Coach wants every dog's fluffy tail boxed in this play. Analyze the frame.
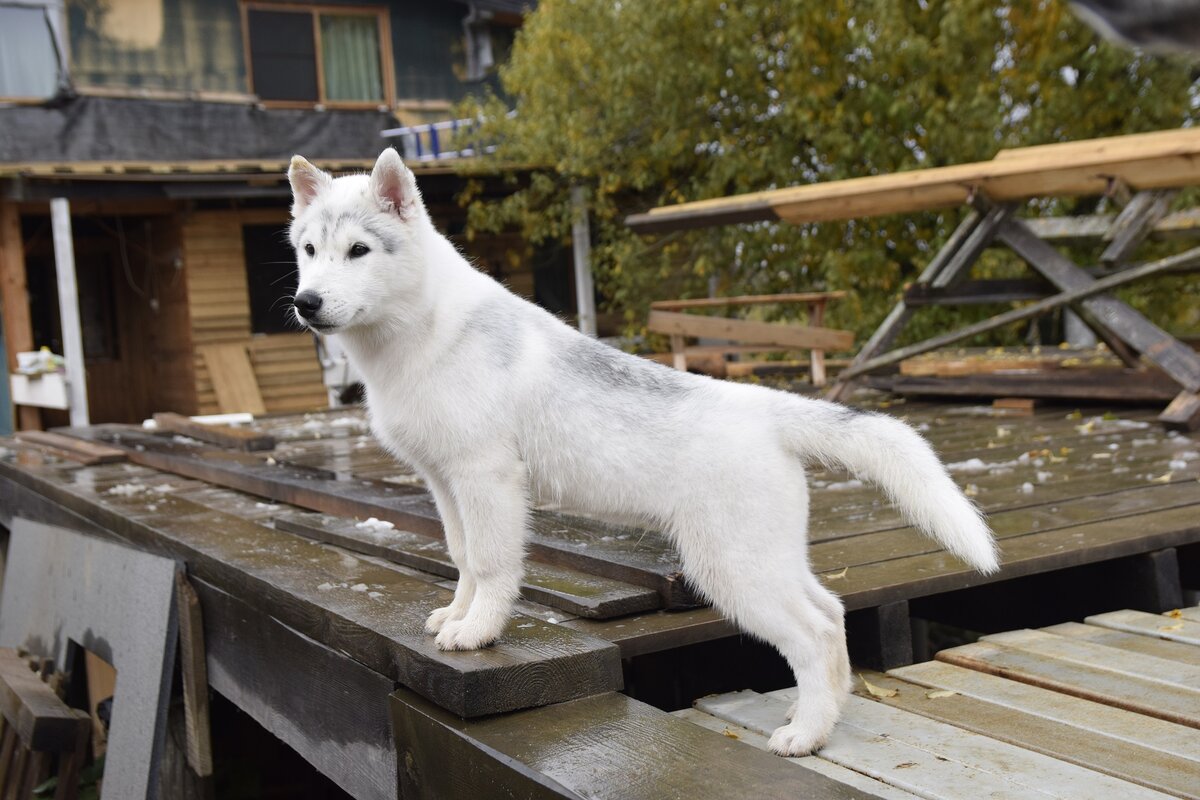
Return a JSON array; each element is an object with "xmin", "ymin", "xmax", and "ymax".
[{"xmin": 781, "ymin": 397, "xmax": 1000, "ymax": 574}]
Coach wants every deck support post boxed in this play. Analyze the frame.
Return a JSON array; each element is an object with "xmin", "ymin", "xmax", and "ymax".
[
  {"xmin": 1127, "ymin": 547, "xmax": 1183, "ymax": 613},
  {"xmin": 846, "ymin": 600, "xmax": 913, "ymax": 671}
]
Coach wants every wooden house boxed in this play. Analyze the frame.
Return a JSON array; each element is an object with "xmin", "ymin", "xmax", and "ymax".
[{"xmin": 0, "ymin": 0, "xmax": 545, "ymax": 431}]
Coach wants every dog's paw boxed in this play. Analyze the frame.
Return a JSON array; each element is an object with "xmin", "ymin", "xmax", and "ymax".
[
  {"xmin": 768, "ymin": 721, "xmax": 830, "ymax": 757},
  {"xmin": 435, "ymin": 618, "xmax": 502, "ymax": 651},
  {"xmin": 424, "ymin": 605, "xmax": 465, "ymax": 635}
]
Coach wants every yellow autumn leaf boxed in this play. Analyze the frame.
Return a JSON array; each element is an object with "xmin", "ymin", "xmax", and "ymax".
[
  {"xmin": 1151, "ymin": 472, "xmax": 1174, "ymax": 483},
  {"xmin": 860, "ymin": 675, "xmax": 898, "ymax": 699},
  {"xmin": 925, "ymin": 689, "xmax": 958, "ymax": 699}
]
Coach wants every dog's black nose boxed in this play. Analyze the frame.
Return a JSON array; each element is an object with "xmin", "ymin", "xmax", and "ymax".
[{"xmin": 293, "ymin": 291, "xmax": 323, "ymax": 319}]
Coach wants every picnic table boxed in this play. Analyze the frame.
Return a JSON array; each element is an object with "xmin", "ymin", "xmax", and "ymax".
[{"xmin": 627, "ymin": 128, "xmax": 1200, "ymax": 430}]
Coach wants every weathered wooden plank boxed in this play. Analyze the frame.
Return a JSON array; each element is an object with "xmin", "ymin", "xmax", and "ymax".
[
  {"xmin": 0, "ymin": 649, "xmax": 86, "ymax": 752},
  {"xmin": 562, "ymin": 607, "xmax": 737, "ymax": 659},
  {"xmin": 1024, "ymin": 208, "xmax": 1200, "ymax": 243},
  {"xmin": 197, "ymin": 344, "xmax": 266, "ymax": 414},
  {"xmin": 153, "ymin": 413, "xmax": 276, "ymax": 452},
  {"xmin": 875, "ymin": 368, "xmax": 1183, "ymax": 402},
  {"xmin": 930, "ymin": 204, "xmax": 1013, "ymax": 289},
  {"xmin": 827, "ymin": 504, "xmax": 1200, "ymax": 612},
  {"xmin": 12, "ymin": 432, "xmax": 126, "ymax": 465},
  {"xmin": 698, "ymin": 690, "xmax": 1159, "ymax": 800},
  {"xmin": 195, "ymin": 578, "xmax": 398, "ymax": 800},
  {"xmin": 650, "ymin": 291, "xmax": 847, "ymax": 310},
  {"xmin": 979, "ymin": 629, "xmax": 1200, "ymax": 689},
  {"xmin": 56, "ymin": 426, "xmax": 700, "ymax": 607},
  {"xmin": 647, "ymin": 309, "xmax": 855, "ymax": 351},
  {"xmin": 902, "ymin": 278, "xmax": 1051, "ymax": 306},
  {"xmin": 391, "ymin": 688, "xmax": 876, "ymax": 800},
  {"xmin": 853, "ymin": 670, "xmax": 1200, "ymax": 798},
  {"xmin": 1100, "ymin": 190, "xmax": 1177, "ymax": 266},
  {"xmin": 1085, "ymin": 609, "xmax": 1200, "ymax": 646},
  {"xmin": 672, "ymin": 709, "xmax": 922, "ymax": 800},
  {"xmin": 173, "ymin": 574, "xmax": 212, "ymax": 778},
  {"xmin": 936, "ymin": 640, "xmax": 1200, "ymax": 728},
  {"xmin": 1159, "ymin": 390, "xmax": 1200, "ymax": 431},
  {"xmin": 1042, "ymin": 621, "xmax": 1200, "ymax": 667},
  {"xmin": 0, "ymin": 458, "xmax": 623, "ymax": 718},
  {"xmin": 275, "ymin": 512, "xmax": 661, "ymax": 619}
]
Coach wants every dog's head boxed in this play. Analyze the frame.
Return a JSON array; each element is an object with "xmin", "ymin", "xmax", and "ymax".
[{"xmin": 287, "ymin": 149, "xmax": 427, "ymax": 334}]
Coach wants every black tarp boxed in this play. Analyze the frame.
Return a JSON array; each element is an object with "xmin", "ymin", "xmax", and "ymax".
[{"xmin": 0, "ymin": 95, "xmax": 400, "ymax": 162}]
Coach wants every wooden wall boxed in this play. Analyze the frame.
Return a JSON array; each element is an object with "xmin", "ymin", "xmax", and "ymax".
[{"xmin": 180, "ymin": 209, "xmax": 327, "ymax": 415}]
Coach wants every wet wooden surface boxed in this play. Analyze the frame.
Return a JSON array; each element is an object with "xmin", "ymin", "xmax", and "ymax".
[{"xmin": 681, "ymin": 602, "xmax": 1200, "ymax": 799}]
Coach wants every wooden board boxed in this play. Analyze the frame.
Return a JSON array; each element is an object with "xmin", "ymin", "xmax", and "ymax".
[
  {"xmin": 694, "ymin": 689, "xmax": 1160, "ymax": 799},
  {"xmin": 0, "ymin": 648, "xmax": 87, "ymax": 752},
  {"xmin": 12, "ymin": 431, "xmax": 126, "ymax": 465},
  {"xmin": 936, "ymin": 638, "xmax": 1200, "ymax": 728},
  {"xmin": 650, "ymin": 291, "xmax": 847, "ymax": 310},
  {"xmin": 1042, "ymin": 621, "xmax": 1200, "ymax": 667},
  {"xmin": 626, "ymin": 128, "xmax": 1200, "ymax": 232},
  {"xmin": 0, "ymin": 459, "xmax": 623, "ymax": 719},
  {"xmin": 390, "ymin": 688, "xmax": 875, "ymax": 800},
  {"xmin": 197, "ymin": 344, "xmax": 266, "ymax": 415},
  {"xmin": 275, "ymin": 512, "xmax": 661, "ymax": 619},
  {"xmin": 648, "ymin": 309, "xmax": 855, "ymax": 351},
  {"xmin": 153, "ymin": 412, "xmax": 275, "ymax": 452},
  {"xmin": 875, "ymin": 369, "xmax": 1182, "ymax": 402},
  {"xmin": 1085, "ymin": 609, "xmax": 1200, "ymax": 647},
  {"xmin": 851, "ymin": 669, "xmax": 1200, "ymax": 799}
]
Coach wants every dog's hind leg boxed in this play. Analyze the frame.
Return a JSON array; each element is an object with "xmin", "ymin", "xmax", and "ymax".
[
  {"xmin": 423, "ymin": 476, "xmax": 476, "ymax": 634},
  {"xmin": 434, "ymin": 454, "xmax": 529, "ymax": 651},
  {"xmin": 673, "ymin": 500, "xmax": 849, "ymax": 756}
]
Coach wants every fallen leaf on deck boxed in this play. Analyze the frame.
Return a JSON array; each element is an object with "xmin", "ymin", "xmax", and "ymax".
[
  {"xmin": 925, "ymin": 689, "xmax": 958, "ymax": 699},
  {"xmin": 722, "ymin": 728, "xmax": 740, "ymax": 739},
  {"xmin": 860, "ymin": 675, "xmax": 898, "ymax": 699},
  {"xmin": 1166, "ymin": 609, "xmax": 1184, "ymax": 619},
  {"xmin": 895, "ymin": 762, "xmax": 918, "ymax": 769},
  {"xmin": 1159, "ymin": 622, "xmax": 1184, "ymax": 632},
  {"xmin": 1150, "ymin": 472, "xmax": 1174, "ymax": 483},
  {"xmin": 824, "ymin": 567, "xmax": 849, "ymax": 580},
  {"xmin": 1066, "ymin": 410, "xmax": 1083, "ymax": 420}
]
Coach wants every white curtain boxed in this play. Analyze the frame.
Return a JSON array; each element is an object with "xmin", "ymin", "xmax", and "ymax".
[
  {"xmin": 320, "ymin": 14, "xmax": 383, "ymax": 103},
  {"xmin": 0, "ymin": 5, "xmax": 60, "ymax": 99}
]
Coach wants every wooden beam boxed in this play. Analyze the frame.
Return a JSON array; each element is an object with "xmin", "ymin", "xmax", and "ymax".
[
  {"xmin": 650, "ymin": 291, "xmax": 847, "ymax": 310},
  {"xmin": 1158, "ymin": 390, "xmax": 1200, "ymax": 431},
  {"xmin": 153, "ymin": 412, "xmax": 275, "ymax": 452},
  {"xmin": 197, "ymin": 344, "xmax": 266, "ymax": 415},
  {"xmin": 13, "ymin": 431, "xmax": 125, "ymax": 465},
  {"xmin": 873, "ymin": 369, "xmax": 1181, "ymax": 402},
  {"xmin": 627, "ymin": 128, "xmax": 1200, "ymax": 233},
  {"xmin": 902, "ymin": 279, "xmax": 1052, "ymax": 306},
  {"xmin": 1100, "ymin": 190, "xmax": 1176, "ymax": 266},
  {"xmin": 0, "ymin": 203, "xmax": 39, "ymax": 431},
  {"xmin": 998, "ymin": 219, "xmax": 1200, "ymax": 392},
  {"xmin": 1024, "ymin": 208, "xmax": 1200, "ymax": 243},
  {"xmin": 839, "ymin": 244, "xmax": 1200, "ymax": 381},
  {"xmin": 647, "ymin": 310, "xmax": 854, "ymax": 352},
  {"xmin": 173, "ymin": 573, "xmax": 213, "ymax": 779},
  {"xmin": 930, "ymin": 204, "xmax": 1013, "ymax": 289}
]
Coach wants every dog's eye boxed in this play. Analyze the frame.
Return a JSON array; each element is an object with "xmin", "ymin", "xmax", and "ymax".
[
  {"xmin": 303, "ymin": 243, "xmax": 315, "ymax": 257},
  {"xmin": 349, "ymin": 243, "xmax": 370, "ymax": 258}
]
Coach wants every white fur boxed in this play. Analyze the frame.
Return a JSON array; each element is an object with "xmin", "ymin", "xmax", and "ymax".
[{"xmin": 286, "ymin": 150, "xmax": 1000, "ymax": 756}]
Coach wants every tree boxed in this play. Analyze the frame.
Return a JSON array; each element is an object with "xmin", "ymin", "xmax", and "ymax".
[{"xmin": 460, "ymin": 0, "xmax": 1199, "ymax": 344}]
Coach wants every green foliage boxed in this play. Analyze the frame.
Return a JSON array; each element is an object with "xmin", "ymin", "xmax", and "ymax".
[{"xmin": 460, "ymin": 0, "xmax": 1198, "ymax": 344}]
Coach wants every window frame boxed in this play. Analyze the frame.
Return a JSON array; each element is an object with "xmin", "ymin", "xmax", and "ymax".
[
  {"xmin": 240, "ymin": 1, "xmax": 394, "ymax": 109},
  {"xmin": 0, "ymin": 2, "xmax": 67, "ymax": 104}
]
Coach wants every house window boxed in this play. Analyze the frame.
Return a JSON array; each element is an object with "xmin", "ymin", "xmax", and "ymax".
[
  {"xmin": 0, "ymin": 5, "xmax": 61, "ymax": 99},
  {"xmin": 243, "ymin": 3, "xmax": 391, "ymax": 106}
]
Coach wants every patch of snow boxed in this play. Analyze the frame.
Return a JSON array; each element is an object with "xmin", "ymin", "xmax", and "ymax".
[
  {"xmin": 1020, "ymin": 482, "xmax": 1034, "ymax": 494},
  {"xmin": 105, "ymin": 483, "xmax": 146, "ymax": 496},
  {"xmin": 355, "ymin": 517, "xmax": 396, "ymax": 532},
  {"xmin": 367, "ymin": 591, "xmax": 383, "ymax": 599},
  {"xmin": 1169, "ymin": 459, "xmax": 1188, "ymax": 471},
  {"xmin": 317, "ymin": 582, "xmax": 334, "ymax": 592},
  {"xmin": 350, "ymin": 583, "xmax": 368, "ymax": 592},
  {"xmin": 825, "ymin": 479, "xmax": 865, "ymax": 490}
]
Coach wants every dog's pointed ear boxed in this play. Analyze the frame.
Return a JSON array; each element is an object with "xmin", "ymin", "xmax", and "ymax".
[
  {"xmin": 288, "ymin": 156, "xmax": 332, "ymax": 216},
  {"xmin": 370, "ymin": 148, "xmax": 420, "ymax": 218}
]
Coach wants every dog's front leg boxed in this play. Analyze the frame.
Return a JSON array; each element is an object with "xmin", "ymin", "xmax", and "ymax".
[
  {"xmin": 423, "ymin": 477, "xmax": 476, "ymax": 634},
  {"xmin": 434, "ymin": 455, "xmax": 528, "ymax": 651}
]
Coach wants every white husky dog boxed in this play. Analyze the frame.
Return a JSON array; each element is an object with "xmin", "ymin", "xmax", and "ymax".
[{"xmin": 287, "ymin": 149, "xmax": 999, "ymax": 755}]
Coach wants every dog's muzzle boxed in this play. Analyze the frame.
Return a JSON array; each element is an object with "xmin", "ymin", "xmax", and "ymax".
[{"xmin": 293, "ymin": 291, "xmax": 323, "ymax": 321}]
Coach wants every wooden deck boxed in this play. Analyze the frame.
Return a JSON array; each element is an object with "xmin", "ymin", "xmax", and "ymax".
[
  {"xmin": 0, "ymin": 397, "xmax": 1197, "ymax": 797},
  {"xmin": 680, "ymin": 603, "xmax": 1200, "ymax": 799}
]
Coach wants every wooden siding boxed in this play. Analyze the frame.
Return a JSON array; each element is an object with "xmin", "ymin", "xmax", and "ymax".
[{"xmin": 180, "ymin": 210, "xmax": 326, "ymax": 415}]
